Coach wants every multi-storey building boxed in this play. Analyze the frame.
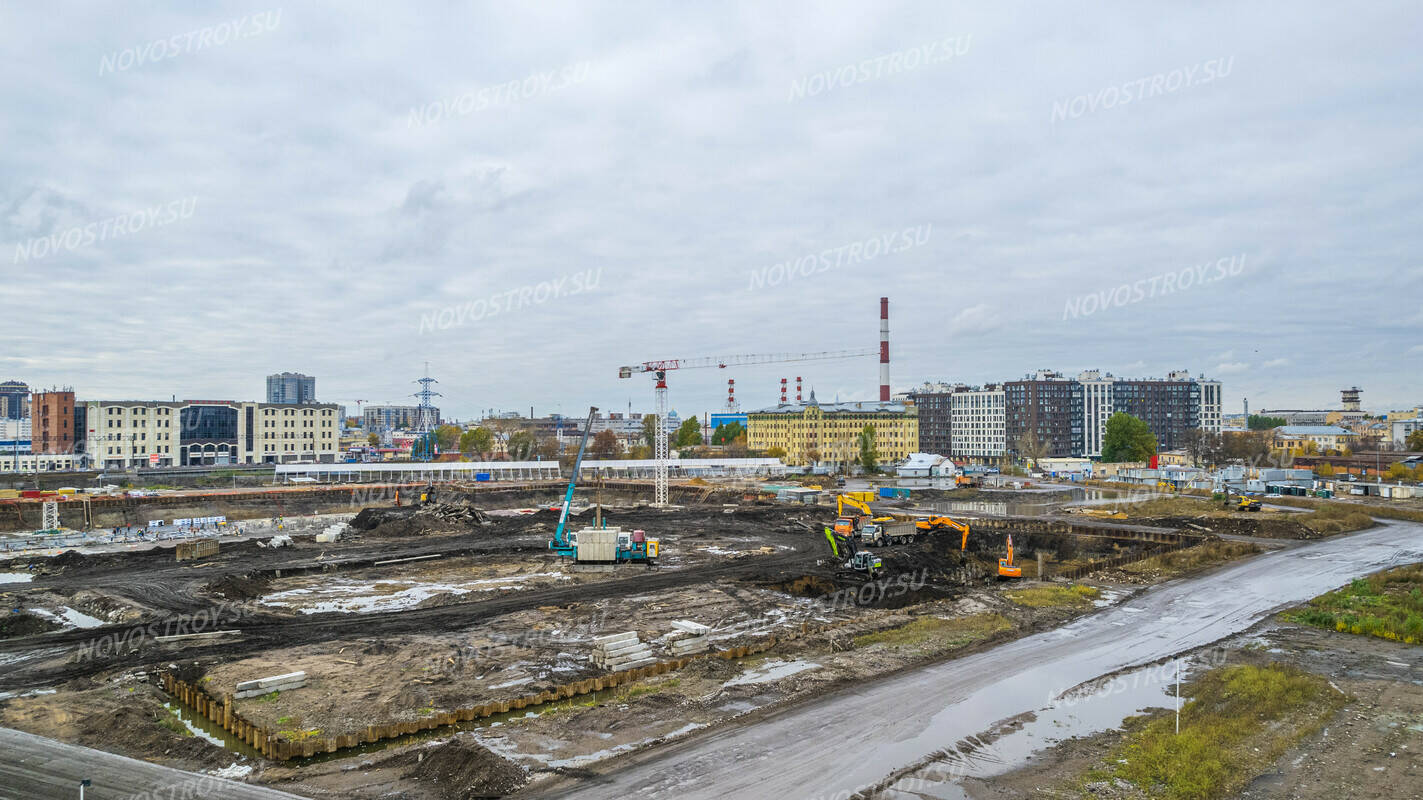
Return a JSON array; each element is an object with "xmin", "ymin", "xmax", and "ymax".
[
  {"xmin": 949, "ymin": 385, "xmax": 1006, "ymax": 463},
  {"xmin": 266, "ymin": 372, "xmax": 317, "ymax": 404},
  {"xmin": 1005, "ymin": 371, "xmax": 1082, "ymax": 459},
  {"xmin": 0, "ymin": 380, "xmax": 29, "ymax": 420},
  {"xmin": 1108, "ymin": 371, "xmax": 1202, "ymax": 452},
  {"xmin": 31, "ymin": 390, "xmax": 76, "ymax": 455},
  {"xmin": 83, "ymin": 400, "xmax": 340, "ymax": 468},
  {"xmin": 906, "ymin": 383, "xmax": 965, "ymax": 456},
  {"xmin": 363, "ymin": 404, "xmax": 437, "ymax": 432},
  {"xmin": 747, "ymin": 393, "xmax": 918, "ymax": 468}
]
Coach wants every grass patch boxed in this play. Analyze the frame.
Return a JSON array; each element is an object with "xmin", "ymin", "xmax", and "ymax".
[
  {"xmin": 156, "ymin": 709, "xmax": 193, "ymax": 737},
  {"xmin": 1286, "ymin": 562, "xmax": 1423, "ymax": 644},
  {"xmin": 1297, "ymin": 503, "xmax": 1374, "ymax": 535},
  {"xmin": 1088, "ymin": 662, "xmax": 1345, "ymax": 799},
  {"xmin": 1123, "ymin": 541, "xmax": 1261, "ymax": 575},
  {"xmin": 1121, "ymin": 496, "xmax": 1233, "ymax": 518},
  {"xmin": 250, "ymin": 690, "xmax": 280, "ymax": 703},
  {"xmin": 1004, "ymin": 584, "xmax": 1100, "ymax": 608},
  {"xmin": 854, "ymin": 612, "xmax": 1011, "ymax": 649}
]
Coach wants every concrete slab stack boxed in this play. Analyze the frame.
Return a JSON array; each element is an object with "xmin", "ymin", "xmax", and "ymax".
[{"xmin": 590, "ymin": 631, "xmax": 655, "ymax": 671}]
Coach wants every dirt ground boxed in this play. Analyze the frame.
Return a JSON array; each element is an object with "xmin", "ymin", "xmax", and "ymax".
[
  {"xmin": 970, "ymin": 620, "xmax": 1423, "ymax": 800},
  {"xmin": 0, "ymin": 488, "xmax": 1264, "ymax": 798}
]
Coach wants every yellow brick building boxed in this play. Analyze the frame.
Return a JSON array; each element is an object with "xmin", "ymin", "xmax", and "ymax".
[{"xmin": 747, "ymin": 398, "xmax": 918, "ymax": 468}]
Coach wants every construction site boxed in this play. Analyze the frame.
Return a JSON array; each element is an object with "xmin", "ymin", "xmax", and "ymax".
[{"xmin": 3, "ymin": 429, "xmax": 1311, "ymax": 799}]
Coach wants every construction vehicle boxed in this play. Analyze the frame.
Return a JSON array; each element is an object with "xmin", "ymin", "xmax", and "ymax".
[
  {"xmin": 915, "ymin": 515, "xmax": 971, "ymax": 554},
  {"xmin": 997, "ymin": 535, "xmax": 1023, "ymax": 579},
  {"xmin": 550, "ymin": 407, "xmax": 599, "ymax": 558},
  {"xmin": 1233, "ymin": 494, "xmax": 1262, "ymax": 512},
  {"xmin": 859, "ymin": 521, "xmax": 922, "ymax": 547},
  {"xmin": 835, "ymin": 494, "xmax": 874, "ymax": 531},
  {"xmin": 823, "ymin": 527, "xmax": 881, "ymax": 577}
]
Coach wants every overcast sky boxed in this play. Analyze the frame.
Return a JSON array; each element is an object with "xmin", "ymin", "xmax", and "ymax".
[{"xmin": 3, "ymin": 2, "xmax": 1419, "ymax": 421}]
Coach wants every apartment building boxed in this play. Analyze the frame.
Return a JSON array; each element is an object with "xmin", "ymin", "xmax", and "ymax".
[
  {"xmin": 266, "ymin": 372, "xmax": 317, "ymax": 404},
  {"xmin": 747, "ymin": 394, "xmax": 918, "ymax": 468},
  {"xmin": 31, "ymin": 390, "xmax": 77, "ymax": 455},
  {"xmin": 949, "ymin": 385, "xmax": 1006, "ymax": 463},
  {"xmin": 906, "ymin": 384, "xmax": 964, "ymax": 456},
  {"xmin": 1005, "ymin": 371, "xmax": 1082, "ymax": 458},
  {"xmin": 84, "ymin": 400, "xmax": 340, "ymax": 468},
  {"xmin": 1076, "ymin": 369, "xmax": 1221, "ymax": 457}
]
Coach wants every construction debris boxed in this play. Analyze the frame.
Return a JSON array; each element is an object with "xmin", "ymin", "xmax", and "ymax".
[{"xmin": 235, "ymin": 670, "xmax": 308, "ymax": 699}]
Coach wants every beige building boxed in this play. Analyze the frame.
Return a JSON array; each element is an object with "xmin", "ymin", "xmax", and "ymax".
[
  {"xmin": 747, "ymin": 396, "xmax": 917, "ymax": 468},
  {"xmin": 84, "ymin": 400, "xmax": 340, "ymax": 469},
  {"xmin": 1271, "ymin": 425, "xmax": 1355, "ymax": 456}
]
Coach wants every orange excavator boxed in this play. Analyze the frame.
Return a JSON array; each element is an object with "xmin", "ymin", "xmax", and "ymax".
[
  {"xmin": 998, "ymin": 535, "xmax": 1022, "ymax": 579},
  {"xmin": 915, "ymin": 515, "xmax": 971, "ymax": 555}
]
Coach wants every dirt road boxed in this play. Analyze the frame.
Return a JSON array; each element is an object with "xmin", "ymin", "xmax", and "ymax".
[
  {"xmin": 532, "ymin": 520, "xmax": 1423, "ymax": 799},
  {"xmin": 0, "ymin": 727, "xmax": 304, "ymax": 800}
]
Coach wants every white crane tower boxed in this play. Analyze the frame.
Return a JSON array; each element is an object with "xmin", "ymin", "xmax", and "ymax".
[{"xmin": 617, "ymin": 349, "xmax": 875, "ymax": 506}]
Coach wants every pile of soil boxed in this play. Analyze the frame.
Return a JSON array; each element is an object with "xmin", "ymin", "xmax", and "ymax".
[
  {"xmin": 399, "ymin": 735, "xmax": 528, "ymax": 798},
  {"xmin": 0, "ymin": 610, "xmax": 62, "ymax": 638},
  {"xmin": 205, "ymin": 572, "xmax": 272, "ymax": 601},
  {"xmin": 350, "ymin": 503, "xmax": 493, "ymax": 537},
  {"xmin": 1139, "ymin": 515, "xmax": 1318, "ymax": 539}
]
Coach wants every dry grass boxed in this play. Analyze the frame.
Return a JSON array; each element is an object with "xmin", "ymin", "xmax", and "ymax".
[
  {"xmin": 1003, "ymin": 584, "xmax": 1100, "ymax": 608},
  {"xmin": 1122, "ymin": 541, "xmax": 1261, "ymax": 575},
  {"xmin": 1087, "ymin": 662, "xmax": 1345, "ymax": 799},
  {"xmin": 853, "ymin": 613, "xmax": 1011, "ymax": 649}
]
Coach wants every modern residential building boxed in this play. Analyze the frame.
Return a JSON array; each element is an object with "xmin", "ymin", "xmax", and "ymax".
[
  {"xmin": 1005, "ymin": 371, "xmax": 1081, "ymax": 459},
  {"xmin": 1391, "ymin": 418, "xmax": 1423, "ymax": 448},
  {"xmin": 746, "ymin": 393, "xmax": 918, "ymax": 468},
  {"xmin": 906, "ymin": 383, "xmax": 966, "ymax": 456},
  {"xmin": 31, "ymin": 390, "xmax": 77, "ymax": 455},
  {"xmin": 363, "ymin": 404, "xmax": 436, "ymax": 432},
  {"xmin": 0, "ymin": 380, "xmax": 29, "ymax": 420},
  {"xmin": 949, "ymin": 385, "xmax": 1006, "ymax": 463},
  {"xmin": 266, "ymin": 372, "xmax": 317, "ymax": 404},
  {"xmin": 1108, "ymin": 371, "xmax": 1204, "ymax": 452},
  {"xmin": 83, "ymin": 400, "xmax": 340, "ymax": 468}
]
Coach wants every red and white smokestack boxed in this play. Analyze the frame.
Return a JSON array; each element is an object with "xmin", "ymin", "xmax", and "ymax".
[
  {"xmin": 780, "ymin": 378, "xmax": 787, "ymax": 404},
  {"xmin": 879, "ymin": 296, "xmax": 890, "ymax": 401},
  {"xmin": 727, "ymin": 379, "xmax": 735, "ymax": 410},
  {"xmin": 796, "ymin": 376, "xmax": 802, "ymax": 403}
]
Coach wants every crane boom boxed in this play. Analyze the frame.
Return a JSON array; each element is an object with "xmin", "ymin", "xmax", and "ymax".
[
  {"xmin": 619, "ymin": 349, "xmax": 875, "ymax": 378},
  {"xmin": 551, "ymin": 406, "xmax": 599, "ymax": 555}
]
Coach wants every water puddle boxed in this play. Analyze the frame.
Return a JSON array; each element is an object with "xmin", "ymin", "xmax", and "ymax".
[
  {"xmin": 31, "ymin": 606, "xmax": 107, "ymax": 629},
  {"xmin": 875, "ymin": 661, "xmax": 1183, "ymax": 798},
  {"xmin": 724, "ymin": 659, "xmax": 821, "ymax": 687},
  {"xmin": 0, "ymin": 572, "xmax": 33, "ymax": 584},
  {"xmin": 162, "ymin": 702, "xmax": 263, "ymax": 760}
]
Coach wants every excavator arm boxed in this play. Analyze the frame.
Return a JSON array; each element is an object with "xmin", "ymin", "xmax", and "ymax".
[{"xmin": 915, "ymin": 515, "xmax": 971, "ymax": 551}]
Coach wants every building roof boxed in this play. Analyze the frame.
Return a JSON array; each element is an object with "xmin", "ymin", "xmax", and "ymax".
[
  {"xmin": 1276, "ymin": 425, "xmax": 1354, "ymax": 436},
  {"xmin": 748, "ymin": 400, "xmax": 913, "ymax": 415}
]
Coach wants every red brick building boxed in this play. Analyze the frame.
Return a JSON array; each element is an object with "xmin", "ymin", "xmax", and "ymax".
[{"xmin": 31, "ymin": 390, "xmax": 75, "ymax": 454}]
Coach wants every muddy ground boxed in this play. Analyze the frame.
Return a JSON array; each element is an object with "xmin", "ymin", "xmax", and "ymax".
[
  {"xmin": 0, "ymin": 489, "xmax": 1248, "ymax": 798},
  {"xmin": 970, "ymin": 620, "xmax": 1423, "ymax": 800}
]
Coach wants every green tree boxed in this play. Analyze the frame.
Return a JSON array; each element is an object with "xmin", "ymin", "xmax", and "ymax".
[
  {"xmin": 1314, "ymin": 462, "xmax": 1335, "ymax": 477},
  {"xmin": 765, "ymin": 446, "xmax": 787, "ymax": 461},
  {"xmin": 1101, "ymin": 413, "xmax": 1158, "ymax": 462},
  {"xmin": 1407, "ymin": 430, "xmax": 1423, "ymax": 452},
  {"xmin": 674, "ymin": 417, "xmax": 703, "ymax": 448},
  {"xmin": 460, "ymin": 427, "xmax": 493, "ymax": 458},
  {"xmin": 642, "ymin": 414, "xmax": 659, "ymax": 449},
  {"xmin": 1386, "ymin": 462, "xmax": 1410, "ymax": 481},
  {"xmin": 435, "ymin": 424, "xmax": 462, "ymax": 453},
  {"xmin": 506, "ymin": 431, "xmax": 536, "ymax": 459},
  {"xmin": 366, "ymin": 433, "xmax": 379, "ymax": 447},
  {"xmin": 711, "ymin": 421, "xmax": 745, "ymax": 445},
  {"xmin": 1413, "ymin": 465, "xmax": 1423, "ymax": 483},
  {"xmin": 858, "ymin": 425, "xmax": 879, "ymax": 472},
  {"xmin": 1248, "ymin": 415, "xmax": 1287, "ymax": 431},
  {"xmin": 590, "ymin": 430, "xmax": 620, "ymax": 458},
  {"xmin": 1014, "ymin": 430, "xmax": 1048, "ymax": 466}
]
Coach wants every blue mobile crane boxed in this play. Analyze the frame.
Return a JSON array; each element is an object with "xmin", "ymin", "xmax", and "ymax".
[{"xmin": 549, "ymin": 406, "xmax": 598, "ymax": 558}]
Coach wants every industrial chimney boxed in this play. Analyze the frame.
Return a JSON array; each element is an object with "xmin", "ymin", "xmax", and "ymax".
[
  {"xmin": 726, "ymin": 379, "xmax": 736, "ymax": 412},
  {"xmin": 796, "ymin": 376, "xmax": 802, "ymax": 403},
  {"xmin": 780, "ymin": 377, "xmax": 788, "ymax": 404},
  {"xmin": 879, "ymin": 297, "xmax": 890, "ymax": 402}
]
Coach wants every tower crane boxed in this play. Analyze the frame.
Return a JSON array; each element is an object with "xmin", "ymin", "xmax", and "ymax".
[{"xmin": 618, "ymin": 349, "xmax": 875, "ymax": 505}]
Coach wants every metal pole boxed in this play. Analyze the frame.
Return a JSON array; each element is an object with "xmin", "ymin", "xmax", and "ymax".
[{"xmin": 1175, "ymin": 659, "xmax": 1181, "ymax": 734}]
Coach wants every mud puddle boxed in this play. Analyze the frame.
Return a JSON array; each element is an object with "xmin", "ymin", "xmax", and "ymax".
[{"xmin": 874, "ymin": 660, "xmax": 1184, "ymax": 799}]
